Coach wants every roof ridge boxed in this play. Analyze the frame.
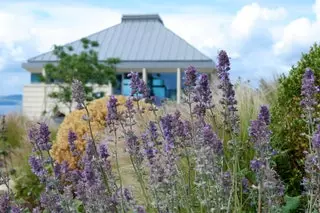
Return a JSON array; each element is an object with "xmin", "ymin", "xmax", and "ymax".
[{"xmin": 121, "ymin": 14, "xmax": 163, "ymax": 25}]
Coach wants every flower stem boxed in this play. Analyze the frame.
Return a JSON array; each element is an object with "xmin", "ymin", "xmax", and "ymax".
[
  {"xmin": 258, "ymin": 182, "xmax": 262, "ymax": 213},
  {"xmin": 129, "ymin": 155, "xmax": 150, "ymax": 208},
  {"xmin": 113, "ymin": 127, "xmax": 125, "ymax": 213},
  {"xmin": 84, "ymin": 106, "xmax": 112, "ymax": 196}
]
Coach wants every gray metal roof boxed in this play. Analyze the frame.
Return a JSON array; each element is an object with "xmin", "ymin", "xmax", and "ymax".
[{"xmin": 25, "ymin": 14, "xmax": 213, "ymax": 69}]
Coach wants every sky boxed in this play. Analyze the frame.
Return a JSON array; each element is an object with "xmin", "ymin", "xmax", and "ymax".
[{"xmin": 0, "ymin": 0, "xmax": 319, "ymax": 96}]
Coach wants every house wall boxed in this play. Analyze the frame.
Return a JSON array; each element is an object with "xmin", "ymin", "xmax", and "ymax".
[{"xmin": 23, "ymin": 83, "xmax": 112, "ymax": 119}]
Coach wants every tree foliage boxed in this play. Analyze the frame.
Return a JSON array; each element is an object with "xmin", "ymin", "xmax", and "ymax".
[
  {"xmin": 42, "ymin": 38, "xmax": 120, "ymax": 113},
  {"xmin": 271, "ymin": 43, "xmax": 320, "ymax": 196}
]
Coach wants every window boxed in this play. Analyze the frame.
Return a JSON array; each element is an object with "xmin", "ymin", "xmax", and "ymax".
[
  {"xmin": 31, "ymin": 73, "xmax": 42, "ymax": 83},
  {"xmin": 113, "ymin": 74, "xmax": 122, "ymax": 95}
]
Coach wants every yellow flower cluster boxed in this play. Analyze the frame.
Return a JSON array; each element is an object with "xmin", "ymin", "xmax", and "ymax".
[{"xmin": 50, "ymin": 95, "xmax": 150, "ymax": 168}]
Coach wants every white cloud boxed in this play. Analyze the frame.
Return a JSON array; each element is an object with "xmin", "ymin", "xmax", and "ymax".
[
  {"xmin": 313, "ymin": 0, "xmax": 320, "ymax": 19},
  {"xmin": 0, "ymin": 2, "xmax": 123, "ymax": 71},
  {"xmin": 273, "ymin": 0, "xmax": 320, "ymax": 56},
  {"xmin": 231, "ymin": 3, "xmax": 287, "ymax": 40}
]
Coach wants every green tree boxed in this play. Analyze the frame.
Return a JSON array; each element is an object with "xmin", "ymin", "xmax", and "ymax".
[
  {"xmin": 271, "ymin": 43, "xmax": 320, "ymax": 196},
  {"xmin": 42, "ymin": 38, "xmax": 120, "ymax": 114}
]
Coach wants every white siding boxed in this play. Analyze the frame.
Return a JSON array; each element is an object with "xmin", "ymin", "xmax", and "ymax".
[{"xmin": 23, "ymin": 83, "xmax": 112, "ymax": 119}]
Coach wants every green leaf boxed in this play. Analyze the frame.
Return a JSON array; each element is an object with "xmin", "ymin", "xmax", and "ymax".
[{"xmin": 282, "ymin": 195, "xmax": 301, "ymax": 213}]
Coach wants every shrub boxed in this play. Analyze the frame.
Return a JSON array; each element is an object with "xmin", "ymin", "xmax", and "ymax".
[
  {"xmin": 51, "ymin": 95, "xmax": 150, "ymax": 168},
  {"xmin": 271, "ymin": 43, "xmax": 320, "ymax": 196}
]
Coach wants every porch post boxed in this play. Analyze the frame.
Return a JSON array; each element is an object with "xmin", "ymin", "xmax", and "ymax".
[
  {"xmin": 142, "ymin": 68, "xmax": 147, "ymax": 83},
  {"xmin": 108, "ymin": 82, "xmax": 113, "ymax": 95},
  {"xmin": 177, "ymin": 68, "xmax": 181, "ymax": 104},
  {"xmin": 42, "ymin": 68, "xmax": 47, "ymax": 115}
]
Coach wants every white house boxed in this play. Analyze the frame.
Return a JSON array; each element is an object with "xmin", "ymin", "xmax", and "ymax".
[{"xmin": 22, "ymin": 14, "xmax": 215, "ymax": 118}]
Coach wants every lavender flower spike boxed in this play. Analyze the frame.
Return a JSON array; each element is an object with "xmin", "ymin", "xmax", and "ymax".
[
  {"xmin": 127, "ymin": 71, "xmax": 150, "ymax": 99},
  {"xmin": 249, "ymin": 105, "xmax": 272, "ymax": 147},
  {"xmin": 28, "ymin": 122, "xmax": 52, "ymax": 151},
  {"xmin": 68, "ymin": 130, "xmax": 78, "ymax": 156},
  {"xmin": 312, "ymin": 125, "xmax": 320, "ymax": 149},
  {"xmin": 99, "ymin": 143, "xmax": 110, "ymax": 159},
  {"xmin": 0, "ymin": 193, "xmax": 10, "ymax": 213},
  {"xmin": 217, "ymin": 50, "xmax": 239, "ymax": 133},
  {"xmin": 72, "ymin": 79, "xmax": 85, "ymax": 109},
  {"xmin": 301, "ymin": 67, "xmax": 318, "ymax": 113},
  {"xmin": 184, "ymin": 66, "xmax": 198, "ymax": 87},
  {"xmin": 38, "ymin": 122, "xmax": 51, "ymax": 151},
  {"xmin": 217, "ymin": 50, "xmax": 231, "ymax": 72},
  {"xmin": 106, "ymin": 95, "xmax": 119, "ymax": 125},
  {"xmin": 29, "ymin": 156, "xmax": 46, "ymax": 179}
]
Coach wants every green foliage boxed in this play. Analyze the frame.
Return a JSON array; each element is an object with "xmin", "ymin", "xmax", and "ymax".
[
  {"xmin": 13, "ymin": 162, "xmax": 44, "ymax": 208},
  {"xmin": 282, "ymin": 195, "xmax": 301, "ymax": 213},
  {"xmin": 41, "ymin": 38, "xmax": 120, "ymax": 112},
  {"xmin": 271, "ymin": 43, "xmax": 320, "ymax": 196},
  {"xmin": 0, "ymin": 115, "xmax": 26, "ymax": 150}
]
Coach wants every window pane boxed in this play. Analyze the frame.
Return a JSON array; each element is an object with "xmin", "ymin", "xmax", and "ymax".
[{"xmin": 31, "ymin": 73, "xmax": 42, "ymax": 83}]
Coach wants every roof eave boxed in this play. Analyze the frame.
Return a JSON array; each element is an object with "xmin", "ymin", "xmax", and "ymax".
[{"xmin": 22, "ymin": 60, "xmax": 215, "ymax": 71}]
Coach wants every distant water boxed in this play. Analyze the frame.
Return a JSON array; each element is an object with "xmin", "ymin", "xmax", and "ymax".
[{"xmin": 0, "ymin": 105, "xmax": 22, "ymax": 115}]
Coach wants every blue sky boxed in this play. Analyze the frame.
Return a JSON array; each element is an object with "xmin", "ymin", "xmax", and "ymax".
[{"xmin": 1, "ymin": 0, "xmax": 320, "ymax": 95}]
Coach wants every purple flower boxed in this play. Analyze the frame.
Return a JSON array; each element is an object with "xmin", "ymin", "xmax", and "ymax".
[
  {"xmin": 183, "ymin": 121, "xmax": 192, "ymax": 139},
  {"xmin": 0, "ymin": 193, "xmax": 9, "ymax": 213},
  {"xmin": 222, "ymin": 171, "xmax": 232, "ymax": 194},
  {"xmin": 184, "ymin": 66, "xmax": 198, "ymax": 87},
  {"xmin": 29, "ymin": 156, "xmax": 46, "ymax": 178},
  {"xmin": 99, "ymin": 143, "xmax": 109, "ymax": 159},
  {"xmin": 249, "ymin": 106, "xmax": 272, "ymax": 153},
  {"xmin": 28, "ymin": 123, "xmax": 52, "ymax": 151},
  {"xmin": 312, "ymin": 125, "xmax": 320, "ymax": 149},
  {"xmin": 40, "ymin": 192, "xmax": 62, "ymax": 212},
  {"xmin": 301, "ymin": 68, "xmax": 319, "ymax": 113},
  {"xmin": 125, "ymin": 131, "xmax": 143, "ymax": 165},
  {"xmin": 82, "ymin": 158, "xmax": 95, "ymax": 185},
  {"xmin": 202, "ymin": 124, "xmax": 223, "ymax": 155},
  {"xmin": 11, "ymin": 206, "xmax": 21, "ymax": 213},
  {"xmin": 193, "ymin": 74, "xmax": 214, "ymax": 118},
  {"xmin": 194, "ymin": 74, "xmax": 213, "ymax": 107},
  {"xmin": 217, "ymin": 50, "xmax": 239, "ymax": 133},
  {"xmin": 125, "ymin": 97, "xmax": 134, "ymax": 110},
  {"xmin": 127, "ymin": 72, "xmax": 150, "ymax": 99},
  {"xmin": 68, "ymin": 130, "xmax": 78, "ymax": 156},
  {"xmin": 85, "ymin": 139, "xmax": 96, "ymax": 159},
  {"xmin": 160, "ymin": 114, "xmax": 176, "ymax": 151},
  {"xmin": 60, "ymin": 161, "xmax": 69, "ymax": 174},
  {"xmin": 123, "ymin": 188, "xmax": 133, "ymax": 202},
  {"xmin": 125, "ymin": 131, "xmax": 138, "ymax": 153},
  {"xmin": 136, "ymin": 206, "xmax": 146, "ymax": 213},
  {"xmin": 28, "ymin": 125, "xmax": 38, "ymax": 144},
  {"xmin": 106, "ymin": 95, "xmax": 118, "ymax": 125},
  {"xmin": 38, "ymin": 122, "xmax": 51, "ymax": 151},
  {"xmin": 141, "ymin": 133, "xmax": 157, "ymax": 164},
  {"xmin": 258, "ymin": 105, "xmax": 270, "ymax": 125},
  {"xmin": 217, "ymin": 50, "xmax": 231, "ymax": 72},
  {"xmin": 72, "ymin": 79, "xmax": 85, "ymax": 109},
  {"xmin": 250, "ymin": 159, "xmax": 264, "ymax": 172},
  {"xmin": 148, "ymin": 121, "xmax": 159, "ymax": 142},
  {"xmin": 54, "ymin": 163, "xmax": 62, "ymax": 179}
]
